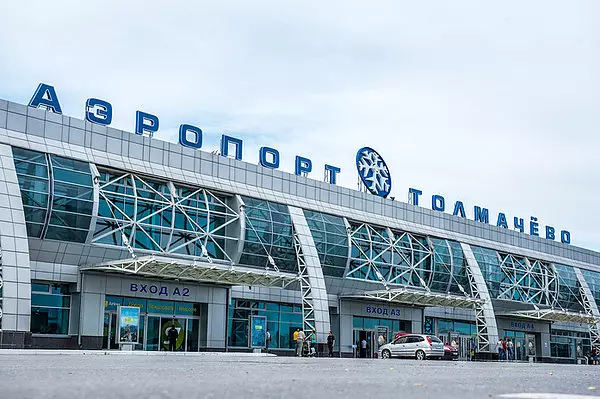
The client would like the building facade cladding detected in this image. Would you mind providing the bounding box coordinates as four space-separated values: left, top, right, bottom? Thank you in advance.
0 99 600 358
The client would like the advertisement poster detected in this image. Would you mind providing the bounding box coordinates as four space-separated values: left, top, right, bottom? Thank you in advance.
161 319 184 351
250 316 267 348
118 306 140 344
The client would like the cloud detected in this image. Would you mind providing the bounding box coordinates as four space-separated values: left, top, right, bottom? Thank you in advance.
0 0 598 249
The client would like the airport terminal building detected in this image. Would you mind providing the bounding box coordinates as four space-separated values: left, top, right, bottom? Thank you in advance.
0 87 599 363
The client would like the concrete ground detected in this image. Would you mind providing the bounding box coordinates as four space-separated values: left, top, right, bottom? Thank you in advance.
0 353 598 399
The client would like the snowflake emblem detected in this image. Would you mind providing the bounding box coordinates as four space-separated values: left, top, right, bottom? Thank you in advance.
356 147 392 198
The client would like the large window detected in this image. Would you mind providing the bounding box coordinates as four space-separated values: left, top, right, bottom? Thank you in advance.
12 147 93 242
30 282 71 335
227 299 302 349
304 210 348 277
238 197 297 272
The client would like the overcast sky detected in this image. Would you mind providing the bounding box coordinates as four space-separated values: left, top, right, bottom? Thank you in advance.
0 1 598 250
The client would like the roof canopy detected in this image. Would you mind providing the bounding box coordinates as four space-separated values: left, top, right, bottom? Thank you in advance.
496 309 600 325
81 255 298 289
343 288 482 308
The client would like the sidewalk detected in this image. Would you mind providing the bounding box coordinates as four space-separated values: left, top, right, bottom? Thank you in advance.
0 349 277 357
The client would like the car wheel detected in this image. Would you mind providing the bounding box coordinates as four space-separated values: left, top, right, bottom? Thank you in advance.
415 350 426 360
382 349 391 359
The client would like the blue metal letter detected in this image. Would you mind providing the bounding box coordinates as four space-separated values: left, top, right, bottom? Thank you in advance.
408 188 422 206
85 98 112 125
295 156 312 176
28 83 62 114
545 226 555 240
259 147 280 169
452 201 466 218
560 230 571 244
529 217 539 237
474 206 489 224
178 124 203 149
220 135 243 160
135 111 159 137
496 213 508 229
514 217 524 233
324 164 341 185
432 195 445 212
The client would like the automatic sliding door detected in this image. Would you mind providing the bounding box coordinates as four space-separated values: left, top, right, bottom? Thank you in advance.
146 316 161 351
187 319 200 352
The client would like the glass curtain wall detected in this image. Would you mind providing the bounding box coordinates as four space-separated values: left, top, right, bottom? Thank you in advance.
227 299 302 349
12 147 94 242
238 197 297 272
303 210 348 277
30 282 71 335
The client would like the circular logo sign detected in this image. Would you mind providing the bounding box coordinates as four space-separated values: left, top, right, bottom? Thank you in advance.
356 147 392 198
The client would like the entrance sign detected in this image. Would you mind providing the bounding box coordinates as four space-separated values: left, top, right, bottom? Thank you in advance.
250 316 267 348
117 306 140 344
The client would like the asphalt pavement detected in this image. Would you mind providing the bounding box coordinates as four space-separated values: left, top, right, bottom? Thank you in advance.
0 353 598 399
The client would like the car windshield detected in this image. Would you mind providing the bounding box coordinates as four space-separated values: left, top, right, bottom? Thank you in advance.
428 336 442 343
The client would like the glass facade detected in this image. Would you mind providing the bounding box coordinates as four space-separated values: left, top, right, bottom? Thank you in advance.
239 196 297 272
581 269 600 310
13 147 93 242
93 170 237 258
30 282 71 335
352 316 410 343
473 245 586 312
437 318 477 336
103 296 205 351
303 210 348 277
550 329 590 359
227 299 302 349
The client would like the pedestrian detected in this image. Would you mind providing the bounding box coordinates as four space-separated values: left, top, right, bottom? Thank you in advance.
497 338 504 361
327 331 335 357
502 338 508 360
297 329 305 357
360 338 367 358
378 334 385 347
507 339 514 361
265 328 271 353
310 330 317 356
167 323 178 352
592 347 599 365
293 329 299 353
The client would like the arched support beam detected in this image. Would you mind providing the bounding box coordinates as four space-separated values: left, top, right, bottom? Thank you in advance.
461 242 499 353
288 206 331 344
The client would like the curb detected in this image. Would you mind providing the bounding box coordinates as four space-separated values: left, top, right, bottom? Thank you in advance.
0 349 278 357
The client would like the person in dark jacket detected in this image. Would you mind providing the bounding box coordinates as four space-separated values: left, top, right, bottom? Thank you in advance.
167 324 179 352
327 331 335 357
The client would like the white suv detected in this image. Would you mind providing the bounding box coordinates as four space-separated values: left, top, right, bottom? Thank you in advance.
378 334 444 360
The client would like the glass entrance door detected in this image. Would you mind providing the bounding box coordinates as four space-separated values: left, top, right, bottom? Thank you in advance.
161 318 185 351
354 330 375 358
146 316 161 351
526 334 536 359
102 313 119 349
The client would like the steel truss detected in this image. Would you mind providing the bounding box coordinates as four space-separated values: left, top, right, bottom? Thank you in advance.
81 255 298 288
575 268 600 349
497 253 559 306
293 230 316 339
93 172 240 262
466 264 493 352
345 223 433 289
580 289 600 348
